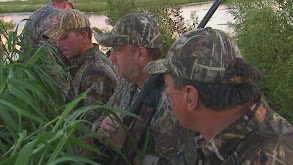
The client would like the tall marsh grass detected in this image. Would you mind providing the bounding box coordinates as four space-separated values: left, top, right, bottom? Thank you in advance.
0 20 139 164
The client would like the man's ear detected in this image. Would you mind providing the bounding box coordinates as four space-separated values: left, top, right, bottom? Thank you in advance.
137 46 147 63
184 85 199 111
80 31 89 42
65 1 72 9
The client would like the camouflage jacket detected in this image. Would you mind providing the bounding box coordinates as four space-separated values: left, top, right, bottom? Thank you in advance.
23 3 61 48
194 97 293 165
22 3 71 98
70 46 119 122
107 79 197 165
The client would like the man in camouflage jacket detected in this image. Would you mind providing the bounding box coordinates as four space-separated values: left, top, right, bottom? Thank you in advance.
23 0 74 99
95 13 196 164
145 27 293 164
23 0 73 50
43 9 119 122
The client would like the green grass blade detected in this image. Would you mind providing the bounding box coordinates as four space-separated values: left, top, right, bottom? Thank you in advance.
0 154 18 165
15 140 36 165
52 92 87 132
26 45 46 66
47 155 101 165
46 126 75 163
7 82 47 120
0 97 44 123
0 107 18 131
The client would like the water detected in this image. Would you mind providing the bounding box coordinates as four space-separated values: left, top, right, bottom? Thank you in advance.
0 2 234 34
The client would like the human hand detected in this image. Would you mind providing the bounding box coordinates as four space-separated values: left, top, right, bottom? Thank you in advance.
98 114 127 151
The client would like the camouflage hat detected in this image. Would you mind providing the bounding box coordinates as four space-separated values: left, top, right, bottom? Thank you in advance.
144 28 243 83
43 9 90 40
95 13 163 48
67 0 74 9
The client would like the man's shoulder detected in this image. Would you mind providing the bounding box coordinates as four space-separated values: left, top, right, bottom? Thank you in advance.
229 99 293 164
81 47 118 82
27 3 60 21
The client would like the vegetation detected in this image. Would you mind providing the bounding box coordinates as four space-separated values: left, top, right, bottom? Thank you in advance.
0 20 138 164
0 0 210 13
226 0 293 123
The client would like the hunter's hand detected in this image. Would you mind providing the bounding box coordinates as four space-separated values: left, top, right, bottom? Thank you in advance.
98 114 127 151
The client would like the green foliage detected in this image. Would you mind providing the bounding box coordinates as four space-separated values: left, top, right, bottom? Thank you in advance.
227 0 293 123
0 20 15 31
105 0 198 56
0 21 140 164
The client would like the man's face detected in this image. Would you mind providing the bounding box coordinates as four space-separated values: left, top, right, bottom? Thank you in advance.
109 50 118 67
164 73 188 127
112 45 139 82
57 31 83 59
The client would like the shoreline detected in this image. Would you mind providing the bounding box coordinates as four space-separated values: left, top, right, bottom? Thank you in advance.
0 0 213 13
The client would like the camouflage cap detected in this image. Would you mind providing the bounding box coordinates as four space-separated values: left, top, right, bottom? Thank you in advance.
43 9 90 40
95 13 163 48
67 0 74 9
144 28 243 83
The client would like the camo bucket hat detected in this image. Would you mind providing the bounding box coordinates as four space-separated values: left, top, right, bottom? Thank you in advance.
144 28 243 83
95 13 162 48
43 9 90 40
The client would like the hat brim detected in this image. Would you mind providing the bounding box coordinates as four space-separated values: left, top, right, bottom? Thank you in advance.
42 28 68 40
144 59 169 75
94 32 129 47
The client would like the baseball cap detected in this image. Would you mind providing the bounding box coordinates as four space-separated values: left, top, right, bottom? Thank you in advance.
144 28 243 83
67 0 74 9
43 9 90 40
95 13 163 48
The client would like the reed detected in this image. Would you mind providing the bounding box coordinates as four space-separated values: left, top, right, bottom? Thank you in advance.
0 21 138 164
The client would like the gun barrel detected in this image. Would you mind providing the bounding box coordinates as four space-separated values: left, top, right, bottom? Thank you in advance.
197 0 221 29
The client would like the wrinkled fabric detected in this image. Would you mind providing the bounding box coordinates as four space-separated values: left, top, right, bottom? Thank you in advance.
194 97 293 165
70 46 119 122
43 9 90 40
144 28 243 83
23 3 61 50
106 79 197 165
95 13 163 48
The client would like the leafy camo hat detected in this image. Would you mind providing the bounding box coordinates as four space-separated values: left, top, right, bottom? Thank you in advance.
144 28 244 83
95 13 163 48
43 9 90 40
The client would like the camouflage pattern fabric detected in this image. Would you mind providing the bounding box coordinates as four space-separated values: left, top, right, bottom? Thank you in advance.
42 9 90 40
70 46 119 123
144 28 243 83
105 79 197 165
194 97 293 164
95 13 163 48
23 3 70 100
23 3 62 50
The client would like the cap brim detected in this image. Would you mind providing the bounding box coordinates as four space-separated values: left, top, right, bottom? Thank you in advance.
94 32 128 47
144 59 169 75
42 28 67 40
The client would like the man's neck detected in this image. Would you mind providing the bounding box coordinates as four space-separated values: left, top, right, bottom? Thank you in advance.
194 104 250 141
135 74 151 90
77 43 94 63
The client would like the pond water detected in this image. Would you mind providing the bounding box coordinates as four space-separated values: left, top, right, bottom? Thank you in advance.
0 1 234 34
